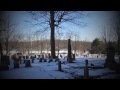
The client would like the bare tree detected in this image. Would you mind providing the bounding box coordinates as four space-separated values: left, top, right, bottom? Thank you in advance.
8 33 23 52
2 13 18 56
100 25 113 47
26 11 86 59
100 14 120 53
110 15 120 53
72 30 81 54
55 28 64 55
0 12 5 60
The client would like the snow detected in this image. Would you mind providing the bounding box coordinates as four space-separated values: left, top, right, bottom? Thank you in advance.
0 56 120 79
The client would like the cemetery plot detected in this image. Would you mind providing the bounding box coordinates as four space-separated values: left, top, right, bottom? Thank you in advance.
0 56 120 79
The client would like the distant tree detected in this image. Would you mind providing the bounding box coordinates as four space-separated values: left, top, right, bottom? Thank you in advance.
55 29 63 55
9 33 23 53
90 38 104 54
73 30 81 54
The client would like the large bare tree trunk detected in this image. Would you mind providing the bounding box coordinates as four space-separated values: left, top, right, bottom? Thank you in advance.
50 11 55 59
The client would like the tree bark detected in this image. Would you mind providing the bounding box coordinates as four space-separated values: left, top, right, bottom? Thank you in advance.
50 11 55 59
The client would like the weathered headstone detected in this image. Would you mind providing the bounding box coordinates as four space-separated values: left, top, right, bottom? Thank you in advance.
26 56 29 59
45 54 48 58
58 61 61 71
84 59 89 79
55 56 59 62
14 55 19 68
31 56 34 63
73 54 75 61
48 57 53 63
25 60 31 67
19 56 22 64
67 39 72 63
38 55 41 58
42 54 44 59
35 55 36 58
0 55 9 70
48 53 50 59
23 56 26 59
23 56 25 64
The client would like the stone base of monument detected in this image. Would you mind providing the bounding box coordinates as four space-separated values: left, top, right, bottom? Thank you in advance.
25 60 31 67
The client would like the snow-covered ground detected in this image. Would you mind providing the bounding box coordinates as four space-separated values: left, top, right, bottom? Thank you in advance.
0 56 120 79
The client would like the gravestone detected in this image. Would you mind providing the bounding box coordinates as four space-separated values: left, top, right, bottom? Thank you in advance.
73 54 75 61
0 55 9 70
19 56 22 64
67 39 72 63
104 42 116 69
31 56 34 63
35 55 36 58
48 53 50 59
58 61 61 71
84 59 89 79
48 58 53 63
23 56 25 64
45 54 48 58
38 55 41 58
23 56 26 59
55 56 59 62
42 54 44 59
25 60 31 67
14 54 19 68
26 56 29 59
